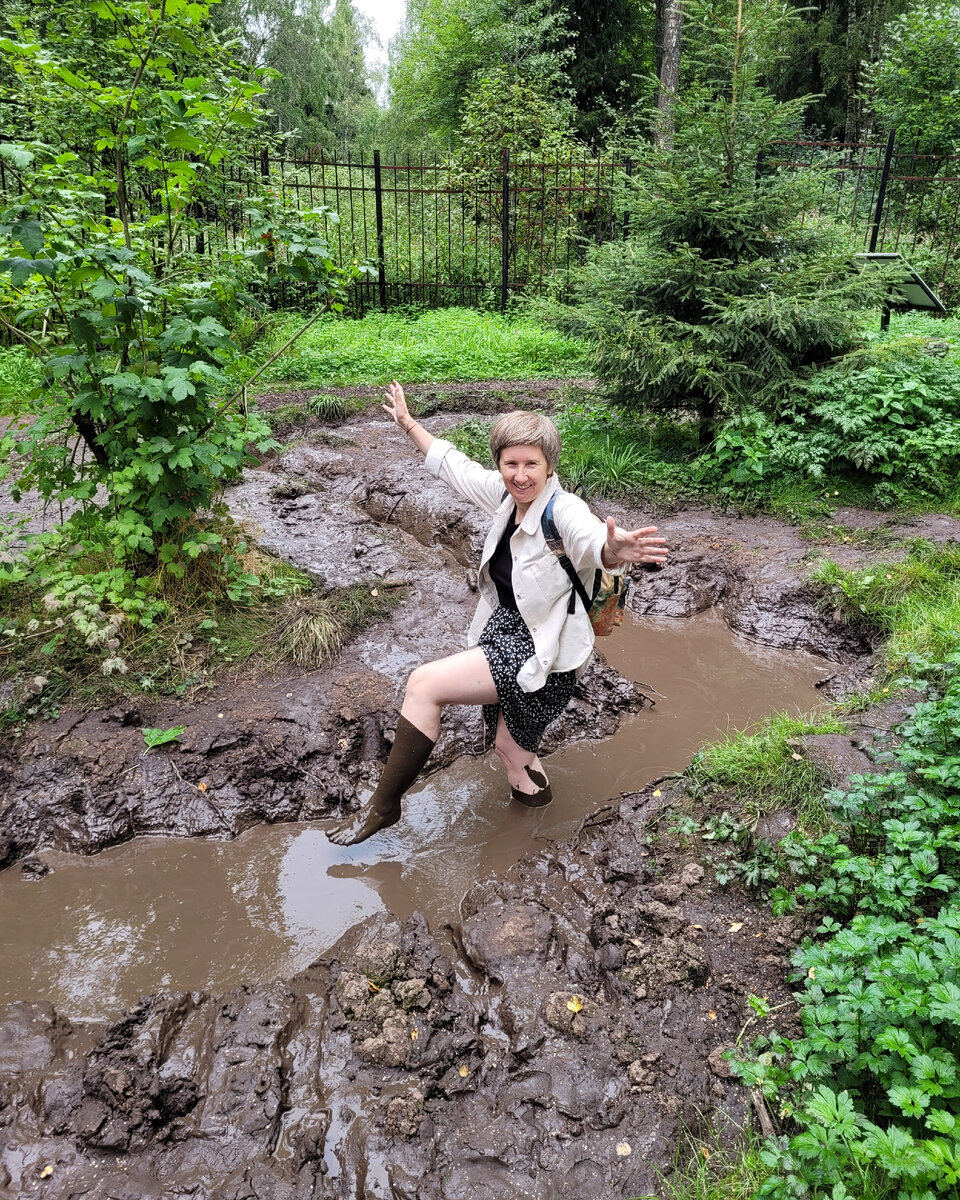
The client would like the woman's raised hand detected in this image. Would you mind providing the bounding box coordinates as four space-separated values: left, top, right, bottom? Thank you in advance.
603 517 669 567
383 379 413 430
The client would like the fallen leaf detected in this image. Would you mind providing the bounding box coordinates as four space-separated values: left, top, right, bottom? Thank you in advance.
459 1065 469 1077
410 1029 418 1040
754 932 763 938
566 996 584 1013
790 752 803 761
371 588 378 597
40 1165 54 1179
197 782 207 792
691 924 703 930
616 1141 631 1157
728 922 744 933
652 788 662 797
707 1010 717 1021
368 980 380 993
808 967 816 979
700 1146 711 1160
217 712 224 719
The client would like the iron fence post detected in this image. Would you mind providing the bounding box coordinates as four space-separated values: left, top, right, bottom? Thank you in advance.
500 148 510 312
868 129 897 253
373 150 387 309
622 156 633 239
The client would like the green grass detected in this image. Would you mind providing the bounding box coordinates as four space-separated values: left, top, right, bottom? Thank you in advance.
690 711 849 823
633 1131 770 1200
809 540 960 670
240 307 591 388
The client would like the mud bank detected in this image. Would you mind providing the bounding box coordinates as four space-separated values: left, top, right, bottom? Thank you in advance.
1 778 804 1200
2 406 959 1197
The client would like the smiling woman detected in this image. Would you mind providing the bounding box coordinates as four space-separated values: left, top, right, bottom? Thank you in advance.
325 381 669 846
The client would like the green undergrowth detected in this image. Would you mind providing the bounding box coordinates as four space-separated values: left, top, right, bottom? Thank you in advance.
690 711 850 819
234 306 591 389
662 541 960 1197
0 539 401 731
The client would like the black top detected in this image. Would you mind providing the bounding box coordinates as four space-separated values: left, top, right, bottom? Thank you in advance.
489 510 518 610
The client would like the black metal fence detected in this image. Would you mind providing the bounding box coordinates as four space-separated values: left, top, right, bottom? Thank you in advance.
3 134 960 311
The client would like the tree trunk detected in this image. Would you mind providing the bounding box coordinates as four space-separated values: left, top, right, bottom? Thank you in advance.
655 0 684 151
697 395 716 451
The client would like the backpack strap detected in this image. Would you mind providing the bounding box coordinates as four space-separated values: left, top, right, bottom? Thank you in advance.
541 492 597 616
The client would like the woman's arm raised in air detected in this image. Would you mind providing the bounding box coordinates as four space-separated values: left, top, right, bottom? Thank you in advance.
383 380 434 456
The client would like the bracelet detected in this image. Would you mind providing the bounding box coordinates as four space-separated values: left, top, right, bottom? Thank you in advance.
404 420 418 434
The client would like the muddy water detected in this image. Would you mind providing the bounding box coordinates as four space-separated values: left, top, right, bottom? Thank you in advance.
0 610 834 1021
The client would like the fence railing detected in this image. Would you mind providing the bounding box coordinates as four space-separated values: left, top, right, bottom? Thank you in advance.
2 134 959 313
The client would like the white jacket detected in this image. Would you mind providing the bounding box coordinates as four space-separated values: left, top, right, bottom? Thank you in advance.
423 438 624 693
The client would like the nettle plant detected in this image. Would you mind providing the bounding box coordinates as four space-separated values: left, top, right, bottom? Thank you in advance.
0 0 357 650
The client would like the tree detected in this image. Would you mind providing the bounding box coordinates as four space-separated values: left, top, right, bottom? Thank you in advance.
554 0 889 448
654 0 684 149
386 0 573 151
0 0 353 581
868 2 960 154
209 0 379 152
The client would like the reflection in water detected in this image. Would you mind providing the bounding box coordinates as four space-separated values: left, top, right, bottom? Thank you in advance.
0 609 834 1020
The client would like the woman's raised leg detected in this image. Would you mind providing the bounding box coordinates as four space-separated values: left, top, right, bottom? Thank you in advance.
326 648 498 846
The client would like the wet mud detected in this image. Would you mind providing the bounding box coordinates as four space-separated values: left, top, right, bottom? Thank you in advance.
2 404 959 1197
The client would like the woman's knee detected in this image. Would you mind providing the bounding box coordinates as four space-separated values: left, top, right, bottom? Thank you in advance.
404 663 437 705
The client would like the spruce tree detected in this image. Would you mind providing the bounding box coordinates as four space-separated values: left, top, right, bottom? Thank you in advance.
560 0 889 448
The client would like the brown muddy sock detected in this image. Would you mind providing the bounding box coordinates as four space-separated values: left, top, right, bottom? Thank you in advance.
510 764 553 808
327 715 435 846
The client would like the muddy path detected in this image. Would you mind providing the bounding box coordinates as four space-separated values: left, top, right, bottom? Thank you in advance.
2 404 960 1198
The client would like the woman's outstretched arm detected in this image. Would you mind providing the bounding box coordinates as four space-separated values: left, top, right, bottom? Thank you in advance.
383 380 434 456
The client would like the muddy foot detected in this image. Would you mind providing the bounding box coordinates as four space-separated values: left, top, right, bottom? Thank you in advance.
326 804 402 846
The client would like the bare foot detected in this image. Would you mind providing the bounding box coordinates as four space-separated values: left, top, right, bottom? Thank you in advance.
326 804 401 846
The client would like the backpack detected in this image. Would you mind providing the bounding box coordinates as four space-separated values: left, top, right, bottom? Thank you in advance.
540 492 628 636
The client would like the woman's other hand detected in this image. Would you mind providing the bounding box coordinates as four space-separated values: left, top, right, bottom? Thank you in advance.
383 379 415 431
601 517 669 568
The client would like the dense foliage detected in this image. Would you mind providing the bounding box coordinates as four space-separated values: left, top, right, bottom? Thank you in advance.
739 637 960 1197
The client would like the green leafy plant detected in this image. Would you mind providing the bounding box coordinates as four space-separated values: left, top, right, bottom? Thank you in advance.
141 724 186 751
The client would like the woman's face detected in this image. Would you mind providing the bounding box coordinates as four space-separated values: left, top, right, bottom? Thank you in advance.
498 443 550 510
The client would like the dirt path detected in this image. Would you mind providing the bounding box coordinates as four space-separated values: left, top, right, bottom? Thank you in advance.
1 405 959 1198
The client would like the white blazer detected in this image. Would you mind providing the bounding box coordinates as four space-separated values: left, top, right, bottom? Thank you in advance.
423 438 623 693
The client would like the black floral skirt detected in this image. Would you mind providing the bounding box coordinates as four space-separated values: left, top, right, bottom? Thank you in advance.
478 606 576 753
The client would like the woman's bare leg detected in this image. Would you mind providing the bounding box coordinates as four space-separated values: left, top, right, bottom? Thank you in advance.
327 648 499 846
493 713 549 796
399 647 499 738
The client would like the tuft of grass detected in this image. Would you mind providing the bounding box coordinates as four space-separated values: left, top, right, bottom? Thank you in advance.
275 584 401 667
808 540 960 670
306 392 352 421
0 545 403 729
632 1129 769 1200
240 307 591 388
690 710 849 822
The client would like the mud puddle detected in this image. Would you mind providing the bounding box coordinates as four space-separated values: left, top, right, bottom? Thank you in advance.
0 610 833 1023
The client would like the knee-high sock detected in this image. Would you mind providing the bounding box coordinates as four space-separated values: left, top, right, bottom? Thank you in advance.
370 715 435 815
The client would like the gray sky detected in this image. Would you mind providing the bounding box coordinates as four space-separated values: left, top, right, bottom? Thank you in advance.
353 0 406 80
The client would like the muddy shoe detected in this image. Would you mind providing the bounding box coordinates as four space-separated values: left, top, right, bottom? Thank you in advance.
327 803 402 846
510 764 553 808
510 783 553 808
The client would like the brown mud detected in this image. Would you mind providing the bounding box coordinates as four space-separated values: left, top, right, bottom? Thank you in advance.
2 404 959 1198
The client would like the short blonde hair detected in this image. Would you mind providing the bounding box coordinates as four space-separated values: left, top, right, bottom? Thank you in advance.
488 411 561 473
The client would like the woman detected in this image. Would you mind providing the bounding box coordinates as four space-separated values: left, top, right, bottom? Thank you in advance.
327 381 669 846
